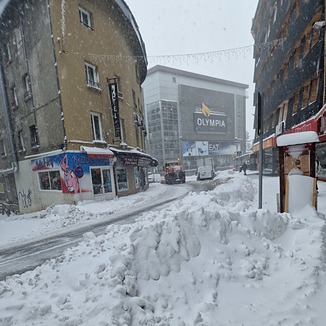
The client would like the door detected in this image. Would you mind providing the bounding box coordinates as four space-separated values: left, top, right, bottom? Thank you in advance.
91 167 114 199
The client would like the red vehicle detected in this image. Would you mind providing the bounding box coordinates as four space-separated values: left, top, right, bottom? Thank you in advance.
164 160 186 184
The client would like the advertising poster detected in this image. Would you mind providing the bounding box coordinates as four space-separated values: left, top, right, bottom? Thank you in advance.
31 152 112 194
182 141 240 157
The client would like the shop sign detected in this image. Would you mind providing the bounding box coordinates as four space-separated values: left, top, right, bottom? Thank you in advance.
286 119 317 134
119 155 138 166
119 155 153 167
108 79 121 139
193 111 227 134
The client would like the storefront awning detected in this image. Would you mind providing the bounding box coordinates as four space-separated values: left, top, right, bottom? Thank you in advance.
276 131 319 147
80 146 115 159
251 135 276 153
109 146 158 167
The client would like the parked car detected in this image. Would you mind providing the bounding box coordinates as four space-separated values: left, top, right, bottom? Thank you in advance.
197 166 215 181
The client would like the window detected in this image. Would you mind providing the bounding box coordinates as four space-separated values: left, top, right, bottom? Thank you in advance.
0 139 6 157
23 73 32 100
302 84 309 108
18 130 26 152
10 86 18 109
116 167 128 191
90 112 103 141
311 28 320 48
114 75 123 100
3 43 11 64
292 92 299 115
120 118 126 142
14 26 23 49
308 78 318 104
85 62 100 89
30 125 39 148
38 171 62 191
79 7 92 28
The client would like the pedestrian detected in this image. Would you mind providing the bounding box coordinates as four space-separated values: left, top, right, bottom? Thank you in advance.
241 162 247 175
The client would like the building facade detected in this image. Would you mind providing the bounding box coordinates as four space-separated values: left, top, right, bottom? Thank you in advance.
143 65 248 171
0 0 157 213
251 0 326 180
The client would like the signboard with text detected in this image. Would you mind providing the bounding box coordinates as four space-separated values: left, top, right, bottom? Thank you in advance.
108 79 121 139
193 111 227 134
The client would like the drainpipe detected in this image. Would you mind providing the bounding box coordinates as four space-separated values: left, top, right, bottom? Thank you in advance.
0 48 19 175
46 0 67 150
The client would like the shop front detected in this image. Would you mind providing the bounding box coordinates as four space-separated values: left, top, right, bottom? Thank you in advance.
110 146 158 196
252 105 326 179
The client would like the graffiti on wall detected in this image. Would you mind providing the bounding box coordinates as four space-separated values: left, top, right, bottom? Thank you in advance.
19 189 32 208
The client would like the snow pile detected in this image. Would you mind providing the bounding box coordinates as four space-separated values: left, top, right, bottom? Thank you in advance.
0 173 326 325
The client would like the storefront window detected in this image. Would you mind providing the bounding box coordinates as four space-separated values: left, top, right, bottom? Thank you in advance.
116 167 128 190
134 167 140 188
316 143 326 180
39 171 61 191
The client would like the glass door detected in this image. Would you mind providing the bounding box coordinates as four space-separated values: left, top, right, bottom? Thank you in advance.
91 167 113 198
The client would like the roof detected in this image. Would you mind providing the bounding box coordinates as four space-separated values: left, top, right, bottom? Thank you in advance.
147 65 249 89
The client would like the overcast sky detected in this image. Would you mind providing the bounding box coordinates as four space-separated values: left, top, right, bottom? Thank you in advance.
126 0 259 139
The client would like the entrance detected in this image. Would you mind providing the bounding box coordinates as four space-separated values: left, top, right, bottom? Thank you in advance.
91 167 114 199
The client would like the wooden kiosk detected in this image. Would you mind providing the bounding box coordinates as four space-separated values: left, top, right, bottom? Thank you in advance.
276 131 319 213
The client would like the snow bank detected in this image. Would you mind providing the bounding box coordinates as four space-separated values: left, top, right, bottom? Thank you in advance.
0 173 326 325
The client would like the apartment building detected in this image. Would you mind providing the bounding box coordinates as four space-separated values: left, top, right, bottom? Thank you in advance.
143 65 248 171
251 0 326 180
0 0 157 213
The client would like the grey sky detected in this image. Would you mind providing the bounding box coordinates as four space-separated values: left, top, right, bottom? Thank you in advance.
126 0 259 138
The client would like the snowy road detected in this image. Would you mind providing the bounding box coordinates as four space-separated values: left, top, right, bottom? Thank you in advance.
0 183 192 280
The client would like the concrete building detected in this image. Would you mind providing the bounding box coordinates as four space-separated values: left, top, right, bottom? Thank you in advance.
0 0 156 214
251 0 326 180
143 65 248 171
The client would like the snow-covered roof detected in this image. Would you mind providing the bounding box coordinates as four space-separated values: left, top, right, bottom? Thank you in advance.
276 131 319 147
80 146 114 157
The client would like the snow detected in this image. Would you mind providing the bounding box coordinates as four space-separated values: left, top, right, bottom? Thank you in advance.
80 145 114 156
276 131 319 146
1 171 326 325
287 174 316 213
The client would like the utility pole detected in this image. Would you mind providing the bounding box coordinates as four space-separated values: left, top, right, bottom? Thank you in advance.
258 92 263 209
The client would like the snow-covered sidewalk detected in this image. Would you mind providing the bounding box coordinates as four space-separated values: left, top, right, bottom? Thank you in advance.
0 171 326 325
0 182 179 249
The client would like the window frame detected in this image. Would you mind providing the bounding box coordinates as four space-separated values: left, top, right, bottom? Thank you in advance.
38 170 62 191
10 85 18 109
116 167 129 191
29 124 39 148
79 6 92 29
0 139 6 157
90 112 103 142
23 73 32 101
85 62 101 90
14 26 23 49
18 130 26 152
3 42 11 65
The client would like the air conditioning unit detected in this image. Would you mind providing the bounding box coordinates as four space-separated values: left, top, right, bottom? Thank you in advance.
275 120 285 135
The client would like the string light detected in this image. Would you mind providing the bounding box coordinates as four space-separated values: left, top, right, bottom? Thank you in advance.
62 39 285 64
